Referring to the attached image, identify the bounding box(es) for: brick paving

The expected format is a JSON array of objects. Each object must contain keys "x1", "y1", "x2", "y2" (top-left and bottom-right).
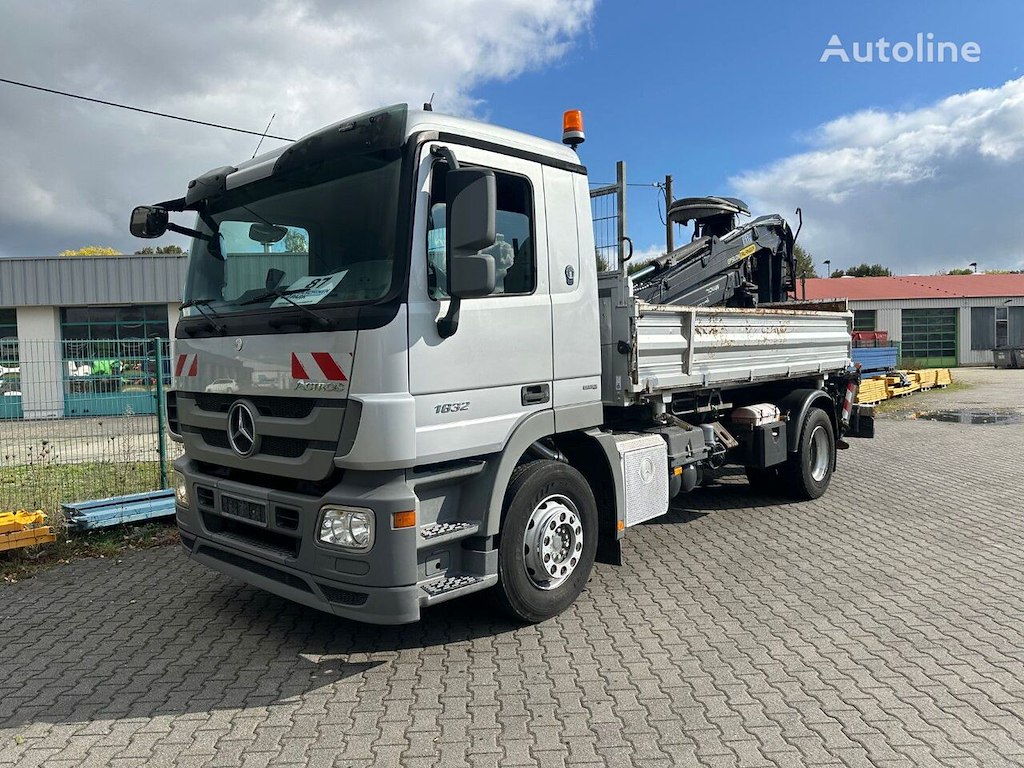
[{"x1": 2, "y1": 369, "x2": 1023, "y2": 767}]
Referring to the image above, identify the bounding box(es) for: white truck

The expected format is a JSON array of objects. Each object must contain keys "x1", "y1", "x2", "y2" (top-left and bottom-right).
[{"x1": 131, "y1": 104, "x2": 871, "y2": 624}]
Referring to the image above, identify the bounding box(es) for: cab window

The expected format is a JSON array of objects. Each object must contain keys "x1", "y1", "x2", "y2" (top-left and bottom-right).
[{"x1": 427, "y1": 163, "x2": 535, "y2": 299}]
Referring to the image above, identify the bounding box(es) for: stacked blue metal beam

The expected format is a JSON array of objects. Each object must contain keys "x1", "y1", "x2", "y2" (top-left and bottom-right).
[
  {"x1": 63, "y1": 489, "x2": 175, "y2": 530},
  {"x1": 853, "y1": 346, "x2": 898, "y2": 377}
]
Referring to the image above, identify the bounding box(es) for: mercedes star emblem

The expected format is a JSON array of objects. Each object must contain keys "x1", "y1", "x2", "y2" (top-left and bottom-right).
[{"x1": 227, "y1": 401, "x2": 258, "y2": 457}]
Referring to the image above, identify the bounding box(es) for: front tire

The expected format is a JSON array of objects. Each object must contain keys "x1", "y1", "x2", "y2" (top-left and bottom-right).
[{"x1": 496, "y1": 460, "x2": 599, "y2": 623}]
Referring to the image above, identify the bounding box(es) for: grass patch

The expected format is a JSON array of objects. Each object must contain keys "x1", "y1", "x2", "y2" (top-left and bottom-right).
[
  {"x1": 1, "y1": 459, "x2": 176, "y2": 582},
  {"x1": 1, "y1": 520, "x2": 178, "y2": 583},
  {"x1": 0, "y1": 460, "x2": 169, "y2": 520}
]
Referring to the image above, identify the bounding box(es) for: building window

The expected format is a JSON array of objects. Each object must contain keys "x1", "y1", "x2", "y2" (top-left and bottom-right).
[
  {"x1": 427, "y1": 164, "x2": 536, "y2": 299},
  {"x1": 901, "y1": 308, "x2": 957, "y2": 366},
  {"x1": 61, "y1": 305, "x2": 169, "y2": 352},
  {"x1": 853, "y1": 310, "x2": 876, "y2": 332},
  {"x1": 59, "y1": 305, "x2": 170, "y2": 417},
  {"x1": 995, "y1": 306, "x2": 1009, "y2": 348},
  {"x1": 0, "y1": 309, "x2": 18, "y2": 404}
]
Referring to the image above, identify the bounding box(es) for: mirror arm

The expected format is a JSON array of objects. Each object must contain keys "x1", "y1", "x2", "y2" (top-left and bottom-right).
[
  {"x1": 430, "y1": 145, "x2": 460, "y2": 170},
  {"x1": 437, "y1": 298, "x2": 461, "y2": 339},
  {"x1": 434, "y1": 144, "x2": 462, "y2": 337},
  {"x1": 165, "y1": 222, "x2": 206, "y2": 240}
]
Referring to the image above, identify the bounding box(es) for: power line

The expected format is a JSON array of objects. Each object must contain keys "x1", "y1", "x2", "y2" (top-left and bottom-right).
[
  {"x1": 589, "y1": 181, "x2": 662, "y2": 187},
  {"x1": 0, "y1": 76, "x2": 295, "y2": 142}
]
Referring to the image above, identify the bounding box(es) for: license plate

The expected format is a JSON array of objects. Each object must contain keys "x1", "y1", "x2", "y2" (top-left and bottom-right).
[{"x1": 221, "y1": 495, "x2": 267, "y2": 526}]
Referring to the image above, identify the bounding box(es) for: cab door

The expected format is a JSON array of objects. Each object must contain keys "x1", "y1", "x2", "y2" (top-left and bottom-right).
[{"x1": 407, "y1": 142, "x2": 553, "y2": 464}]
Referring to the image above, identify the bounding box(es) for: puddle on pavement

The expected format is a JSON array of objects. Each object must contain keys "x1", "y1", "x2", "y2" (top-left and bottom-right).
[{"x1": 909, "y1": 409, "x2": 1022, "y2": 425}]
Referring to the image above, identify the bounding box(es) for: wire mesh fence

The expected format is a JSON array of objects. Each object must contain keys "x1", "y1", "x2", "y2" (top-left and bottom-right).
[
  {"x1": 0, "y1": 338, "x2": 182, "y2": 520},
  {"x1": 590, "y1": 160, "x2": 627, "y2": 273},
  {"x1": 590, "y1": 186, "x2": 620, "y2": 272}
]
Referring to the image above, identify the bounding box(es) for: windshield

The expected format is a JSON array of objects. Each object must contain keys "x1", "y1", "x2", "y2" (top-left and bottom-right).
[{"x1": 182, "y1": 153, "x2": 402, "y2": 320}]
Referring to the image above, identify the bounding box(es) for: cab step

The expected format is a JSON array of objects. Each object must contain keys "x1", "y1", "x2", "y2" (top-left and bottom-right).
[
  {"x1": 420, "y1": 573, "x2": 497, "y2": 604},
  {"x1": 419, "y1": 521, "x2": 479, "y2": 545}
]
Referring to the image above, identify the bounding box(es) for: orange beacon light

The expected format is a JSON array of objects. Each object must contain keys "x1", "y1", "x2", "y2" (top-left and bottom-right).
[{"x1": 562, "y1": 109, "x2": 585, "y2": 149}]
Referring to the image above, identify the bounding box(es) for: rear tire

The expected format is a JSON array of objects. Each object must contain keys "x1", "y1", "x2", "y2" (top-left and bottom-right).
[
  {"x1": 785, "y1": 408, "x2": 834, "y2": 500},
  {"x1": 496, "y1": 460, "x2": 598, "y2": 623}
]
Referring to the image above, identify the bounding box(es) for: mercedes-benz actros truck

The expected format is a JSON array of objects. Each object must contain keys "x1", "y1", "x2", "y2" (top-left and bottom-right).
[{"x1": 131, "y1": 104, "x2": 871, "y2": 624}]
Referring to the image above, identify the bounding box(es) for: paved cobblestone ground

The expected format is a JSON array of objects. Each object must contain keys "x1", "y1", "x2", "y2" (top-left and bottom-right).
[{"x1": 2, "y1": 369, "x2": 1023, "y2": 767}]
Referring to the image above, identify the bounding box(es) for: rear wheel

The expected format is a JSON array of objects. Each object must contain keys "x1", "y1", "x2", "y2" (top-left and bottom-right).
[
  {"x1": 785, "y1": 408, "x2": 834, "y2": 500},
  {"x1": 496, "y1": 460, "x2": 598, "y2": 623}
]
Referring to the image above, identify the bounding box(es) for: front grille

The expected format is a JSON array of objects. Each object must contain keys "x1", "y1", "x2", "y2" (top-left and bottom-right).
[
  {"x1": 177, "y1": 392, "x2": 349, "y2": 481},
  {"x1": 198, "y1": 546, "x2": 312, "y2": 593},
  {"x1": 195, "y1": 428, "x2": 332, "y2": 459},
  {"x1": 318, "y1": 583, "x2": 368, "y2": 606},
  {"x1": 261, "y1": 436, "x2": 312, "y2": 458},
  {"x1": 192, "y1": 393, "x2": 322, "y2": 418},
  {"x1": 198, "y1": 429, "x2": 230, "y2": 450},
  {"x1": 202, "y1": 512, "x2": 301, "y2": 558}
]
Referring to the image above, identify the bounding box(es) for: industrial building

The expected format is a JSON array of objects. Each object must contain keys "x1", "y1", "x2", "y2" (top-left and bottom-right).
[
  {"x1": 0, "y1": 254, "x2": 186, "y2": 420},
  {"x1": 804, "y1": 274, "x2": 1024, "y2": 368},
  {"x1": 3, "y1": 258, "x2": 1022, "y2": 421}
]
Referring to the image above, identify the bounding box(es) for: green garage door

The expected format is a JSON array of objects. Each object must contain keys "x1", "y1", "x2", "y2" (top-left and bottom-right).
[{"x1": 901, "y1": 308, "x2": 957, "y2": 368}]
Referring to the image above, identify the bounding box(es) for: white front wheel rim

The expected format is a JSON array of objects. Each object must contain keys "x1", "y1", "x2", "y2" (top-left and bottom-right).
[{"x1": 522, "y1": 494, "x2": 583, "y2": 590}]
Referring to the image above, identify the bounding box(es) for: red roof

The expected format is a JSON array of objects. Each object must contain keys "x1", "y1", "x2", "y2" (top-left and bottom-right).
[{"x1": 802, "y1": 274, "x2": 1024, "y2": 301}]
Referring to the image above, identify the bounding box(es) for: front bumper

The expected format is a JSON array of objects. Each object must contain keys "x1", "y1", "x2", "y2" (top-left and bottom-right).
[{"x1": 174, "y1": 457, "x2": 424, "y2": 624}]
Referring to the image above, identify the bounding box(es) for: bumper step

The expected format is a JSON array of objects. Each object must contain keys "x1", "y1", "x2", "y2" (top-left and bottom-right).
[{"x1": 420, "y1": 572, "x2": 497, "y2": 604}]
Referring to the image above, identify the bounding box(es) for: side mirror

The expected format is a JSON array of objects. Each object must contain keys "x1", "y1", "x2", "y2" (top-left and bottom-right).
[
  {"x1": 130, "y1": 206, "x2": 168, "y2": 239},
  {"x1": 446, "y1": 168, "x2": 496, "y2": 298}
]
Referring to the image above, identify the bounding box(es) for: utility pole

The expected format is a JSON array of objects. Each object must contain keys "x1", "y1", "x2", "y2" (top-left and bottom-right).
[{"x1": 664, "y1": 174, "x2": 674, "y2": 253}]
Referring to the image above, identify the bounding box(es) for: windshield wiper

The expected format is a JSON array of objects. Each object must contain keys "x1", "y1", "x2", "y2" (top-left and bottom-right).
[
  {"x1": 180, "y1": 299, "x2": 226, "y2": 334},
  {"x1": 240, "y1": 289, "x2": 332, "y2": 328}
]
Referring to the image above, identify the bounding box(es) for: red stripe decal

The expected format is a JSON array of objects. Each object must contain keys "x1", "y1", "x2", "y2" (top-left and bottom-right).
[
  {"x1": 187, "y1": 356, "x2": 198, "y2": 377},
  {"x1": 291, "y1": 353, "x2": 310, "y2": 380},
  {"x1": 175, "y1": 354, "x2": 186, "y2": 376},
  {"x1": 311, "y1": 352, "x2": 347, "y2": 381}
]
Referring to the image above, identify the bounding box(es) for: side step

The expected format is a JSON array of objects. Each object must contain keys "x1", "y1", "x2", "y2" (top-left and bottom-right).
[
  {"x1": 420, "y1": 573, "x2": 497, "y2": 605},
  {"x1": 419, "y1": 521, "x2": 479, "y2": 546}
]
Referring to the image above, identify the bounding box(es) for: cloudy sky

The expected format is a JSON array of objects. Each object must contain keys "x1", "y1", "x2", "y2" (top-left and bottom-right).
[{"x1": 0, "y1": 0, "x2": 1021, "y2": 274}]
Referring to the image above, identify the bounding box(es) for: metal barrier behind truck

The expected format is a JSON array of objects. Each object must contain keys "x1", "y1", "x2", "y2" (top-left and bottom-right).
[{"x1": 0, "y1": 338, "x2": 181, "y2": 518}]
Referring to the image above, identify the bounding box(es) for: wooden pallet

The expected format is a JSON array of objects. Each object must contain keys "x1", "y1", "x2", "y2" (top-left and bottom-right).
[{"x1": 0, "y1": 511, "x2": 56, "y2": 552}]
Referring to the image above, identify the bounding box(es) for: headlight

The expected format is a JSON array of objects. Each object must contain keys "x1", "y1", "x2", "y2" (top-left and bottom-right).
[
  {"x1": 318, "y1": 506, "x2": 375, "y2": 551},
  {"x1": 174, "y1": 471, "x2": 189, "y2": 507}
]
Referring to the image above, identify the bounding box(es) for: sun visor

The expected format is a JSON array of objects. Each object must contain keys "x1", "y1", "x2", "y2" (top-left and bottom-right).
[
  {"x1": 184, "y1": 165, "x2": 237, "y2": 207},
  {"x1": 273, "y1": 104, "x2": 408, "y2": 176}
]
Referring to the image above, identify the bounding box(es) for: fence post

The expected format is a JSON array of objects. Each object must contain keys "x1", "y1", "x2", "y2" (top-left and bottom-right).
[
  {"x1": 153, "y1": 338, "x2": 169, "y2": 489},
  {"x1": 616, "y1": 160, "x2": 627, "y2": 271}
]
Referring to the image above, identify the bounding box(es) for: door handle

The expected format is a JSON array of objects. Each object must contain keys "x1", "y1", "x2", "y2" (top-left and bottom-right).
[{"x1": 521, "y1": 383, "x2": 550, "y2": 406}]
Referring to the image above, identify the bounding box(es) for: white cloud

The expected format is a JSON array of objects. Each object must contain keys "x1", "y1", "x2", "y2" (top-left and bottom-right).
[
  {"x1": 0, "y1": 0, "x2": 594, "y2": 256},
  {"x1": 731, "y1": 77, "x2": 1024, "y2": 273}
]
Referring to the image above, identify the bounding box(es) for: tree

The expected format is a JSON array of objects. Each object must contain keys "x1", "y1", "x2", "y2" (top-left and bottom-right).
[
  {"x1": 793, "y1": 244, "x2": 818, "y2": 278},
  {"x1": 284, "y1": 231, "x2": 308, "y2": 253},
  {"x1": 59, "y1": 246, "x2": 121, "y2": 257},
  {"x1": 134, "y1": 245, "x2": 185, "y2": 255},
  {"x1": 831, "y1": 263, "x2": 892, "y2": 278}
]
